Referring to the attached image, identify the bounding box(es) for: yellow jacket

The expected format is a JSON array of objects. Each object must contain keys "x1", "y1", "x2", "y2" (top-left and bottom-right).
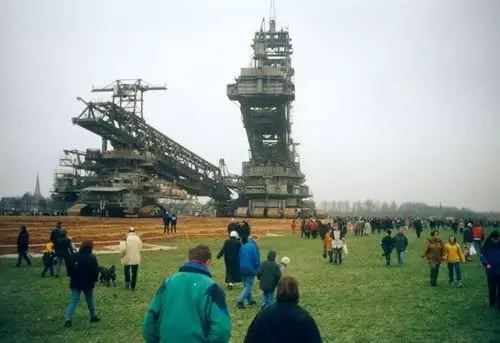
[
  {"x1": 42, "y1": 242, "x2": 54, "y2": 254},
  {"x1": 443, "y1": 243, "x2": 465, "y2": 263}
]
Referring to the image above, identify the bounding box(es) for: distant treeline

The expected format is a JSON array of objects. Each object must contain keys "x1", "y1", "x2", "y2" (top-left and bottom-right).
[{"x1": 318, "y1": 200, "x2": 500, "y2": 219}]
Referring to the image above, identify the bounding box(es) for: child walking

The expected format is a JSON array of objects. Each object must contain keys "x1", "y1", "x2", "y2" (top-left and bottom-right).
[
  {"x1": 256, "y1": 250, "x2": 281, "y2": 309},
  {"x1": 381, "y1": 230, "x2": 395, "y2": 265},
  {"x1": 443, "y1": 235, "x2": 465, "y2": 287},
  {"x1": 41, "y1": 242, "x2": 55, "y2": 277}
]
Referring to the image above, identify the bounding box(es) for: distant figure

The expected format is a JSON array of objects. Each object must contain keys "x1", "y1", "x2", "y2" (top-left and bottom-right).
[
  {"x1": 421, "y1": 230, "x2": 444, "y2": 287},
  {"x1": 394, "y1": 228, "x2": 409, "y2": 266},
  {"x1": 280, "y1": 256, "x2": 291, "y2": 275},
  {"x1": 170, "y1": 214, "x2": 178, "y2": 233},
  {"x1": 217, "y1": 231, "x2": 242, "y2": 290},
  {"x1": 16, "y1": 225, "x2": 31, "y2": 267},
  {"x1": 381, "y1": 230, "x2": 395, "y2": 266},
  {"x1": 443, "y1": 235, "x2": 465, "y2": 288},
  {"x1": 41, "y1": 242, "x2": 55, "y2": 277},
  {"x1": 163, "y1": 212, "x2": 170, "y2": 234},
  {"x1": 55, "y1": 229, "x2": 74, "y2": 277},
  {"x1": 64, "y1": 240, "x2": 100, "y2": 328},
  {"x1": 120, "y1": 227, "x2": 142, "y2": 291},
  {"x1": 142, "y1": 244, "x2": 232, "y2": 343},
  {"x1": 50, "y1": 222, "x2": 63, "y2": 245},
  {"x1": 244, "y1": 276, "x2": 322, "y2": 343}
]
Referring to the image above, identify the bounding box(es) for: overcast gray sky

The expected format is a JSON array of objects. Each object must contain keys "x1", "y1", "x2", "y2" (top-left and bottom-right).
[{"x1": 1, "y1": 0, "x2": 499, "y2": 211}]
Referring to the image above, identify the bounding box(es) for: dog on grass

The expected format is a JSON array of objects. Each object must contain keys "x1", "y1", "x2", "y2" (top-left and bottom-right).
[{"x1": 99, "y1": 265, "x2": 116, "y2": 287}]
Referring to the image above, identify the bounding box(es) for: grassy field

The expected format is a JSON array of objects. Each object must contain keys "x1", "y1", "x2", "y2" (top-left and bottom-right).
[{"x1": 0, "y1": 230, "x2": 499, "y2": 343}]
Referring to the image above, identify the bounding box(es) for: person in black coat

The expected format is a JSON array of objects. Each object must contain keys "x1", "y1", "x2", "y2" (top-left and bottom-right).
[
  {"x1": 217, "y1": 231, "x2": 242, "y2": 290},
  {"x1": 16, "y1": 225, "x2": 31, "y2": 267},
  {"x1": 55, "y1": 229, "x2": 74, "y2": 277},
  {"x1": 244, "y1": 276, "x2": 322, "y2": 343},
  {"x1": 64, "y1": 240, "x2": 100, "y2": 328}
]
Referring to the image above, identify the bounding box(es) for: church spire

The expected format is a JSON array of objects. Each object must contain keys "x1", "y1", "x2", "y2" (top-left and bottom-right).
[{"x1": 34, "y1": 172, "x2": 42, "y2": 198}]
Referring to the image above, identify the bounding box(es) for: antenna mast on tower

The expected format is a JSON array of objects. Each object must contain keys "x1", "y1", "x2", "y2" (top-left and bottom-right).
[{"x1": 269, "y1": 0, "x2": 277, "y2": 32}]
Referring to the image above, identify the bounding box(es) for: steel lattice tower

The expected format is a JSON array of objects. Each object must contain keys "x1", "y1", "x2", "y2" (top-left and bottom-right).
[{"x1": 227, "y1": 14, "x2": 310, "y2": 217}]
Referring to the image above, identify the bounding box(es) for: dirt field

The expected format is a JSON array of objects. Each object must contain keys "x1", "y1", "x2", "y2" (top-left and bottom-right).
[{"x1": 0, "y1": 216, "x2": 293, "y2": 254}]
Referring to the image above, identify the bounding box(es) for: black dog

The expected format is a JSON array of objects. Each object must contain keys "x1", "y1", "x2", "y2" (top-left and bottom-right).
[{"x1": 99, "y1": 265, "x2": 116, "y2": 287}]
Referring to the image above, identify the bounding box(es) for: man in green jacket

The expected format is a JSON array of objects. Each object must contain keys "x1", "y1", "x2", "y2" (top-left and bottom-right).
[{"x1": 142, "y1": 244, "x2": 232, "y2": 343}]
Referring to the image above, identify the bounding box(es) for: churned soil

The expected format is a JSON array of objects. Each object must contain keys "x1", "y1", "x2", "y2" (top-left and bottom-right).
[{"x1": 0, "y1": 216, "x2": 292, "y2": 254}]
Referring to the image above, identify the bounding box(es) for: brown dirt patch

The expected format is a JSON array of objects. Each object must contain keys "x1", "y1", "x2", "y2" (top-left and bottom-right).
[{"x1": 0, "y1": 216, "x2": 292, "y2": 254}]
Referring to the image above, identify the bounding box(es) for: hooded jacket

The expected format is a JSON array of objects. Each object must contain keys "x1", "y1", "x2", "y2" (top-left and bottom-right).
[
  {"x1": 257, "y1": 251, "x2": 282, "y2": 293},
  {"x1": 142, "y1": 261, "x2": 232, "y2": 343}
]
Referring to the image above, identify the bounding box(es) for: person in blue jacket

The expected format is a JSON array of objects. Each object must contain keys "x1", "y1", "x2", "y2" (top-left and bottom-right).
[
  {"x1": 237, "y1": 235, "x2": 260, "y2": 309},
  {"x1": 480, "y1": 230, "x2": 500, "y2": 310}
]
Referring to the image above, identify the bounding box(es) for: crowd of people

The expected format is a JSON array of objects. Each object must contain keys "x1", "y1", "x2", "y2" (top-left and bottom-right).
[{"x1": 12, "y1": 215, "x2": 500, "y2": 342}]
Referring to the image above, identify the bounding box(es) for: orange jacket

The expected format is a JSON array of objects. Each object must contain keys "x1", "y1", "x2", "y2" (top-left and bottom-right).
[{"x1": 323, "y1": 231, "x2": 332, "y2": 252}]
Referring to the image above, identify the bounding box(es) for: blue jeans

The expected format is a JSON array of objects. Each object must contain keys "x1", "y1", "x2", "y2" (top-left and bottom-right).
[
  {"x1": 238, "y1": 276, "x2": 254, "y2": 305},
  {"x1": 447, "y1": 263, "x2": 462, "y2": 282},
  {"x1": 397, "y1": 251, "x2": 405, "y2": 265},
  {"x1": 261, "y1": 291, "x2": 274, "y2": 308},
  {"x1": 66, "y1": 289, "x2": 96, "y2": 320}
]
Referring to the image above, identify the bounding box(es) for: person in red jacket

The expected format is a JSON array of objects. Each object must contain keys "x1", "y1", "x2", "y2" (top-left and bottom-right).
[{"x1": 472, "y1": 222, "x2": 485, "y2": 254}]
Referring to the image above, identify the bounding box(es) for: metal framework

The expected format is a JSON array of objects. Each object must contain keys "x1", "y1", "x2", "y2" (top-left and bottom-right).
[{"x1": 227, "y1": 13, "x2": 310, "y2": 217}]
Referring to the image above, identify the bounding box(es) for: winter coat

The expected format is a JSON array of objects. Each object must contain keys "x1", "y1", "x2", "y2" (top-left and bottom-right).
[
  {"x1": 17, "y1": 230, "x2": 29, "y2": 253},
  {"x1": 443, "y1": 243, "x2": 465, "y2": 263},
  {"x1": 257, "y1": 251, "x2": 281, "y2": 293},
  {"x1": 55, "y1": 236, "x2": 73, "y2": 257},
  {"x1": 42, "y1": 242, "x2": 55, "y2": 266},
  {"x1": 421, "y1": 237, "x2": 444, "y2": 266},
  {"x1": 381, "y1": 236, "x2": 395, "y2": 253},
  {"x1": 463, "y1": 229, "x2": 473, "y2": 243},
  {"x1": 240, "y1": 240, "x2": 260, "y2": 276},
  {"x1": 244, "y1": 302, "x2": 322, "y2": 343},
  {"x1": 121, "y1": 232, "x2": 142, "y2": 265},
  {"x1": 69, "y1": 251, "x2": 100, "y2": 291},
  {"x1": 394, "y1": 233, "x2": 408, "y2": 252},
  {"x1": 217, "y1": 238, "x2": 242, "y2": 283},
  {"x1": 142, "y1": 261, "x2": 232, "y2": 343},
  {"x1": 323, "y1": 231, "x2": 333, "y2": 252},
  {"x1": 472, "y1": 226, "x2": 484, "y2": 240},
  {"x1": 480, "y1": 243, "x2": 500, "y2": 275},
  {"x1": 50, "y1": 227, "x2": 63, "y2": 245},
  {"x1": 331, "y1": 229, "x2": 344, "y2": 249},
  {"x1": 364, "y1": 222, "x2": 372, "y2": 234}
]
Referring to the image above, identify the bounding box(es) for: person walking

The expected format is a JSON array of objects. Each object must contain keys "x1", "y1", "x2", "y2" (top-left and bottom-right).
[
  {"x1": 421, "y1": 230, "x2": 445, "y2": 287},
  {"x1": 331, "y1": 225, "x2": 345, "y2": 265},
  {"x1": 64, "y1": 240, "x2": 100, "y2": 328},
  {"x1": 463, "y1": 223, "x2": 474, "y2": 262},
  {"x1": 472, "y1": 222, "x2": 485, "y2": 254},
  {"x1": 217, "y1": 231, "x2": 242, "y2": 290},
  {"x1": 443, "y1": 235, "x2": 465, "y2": 288},
  {"x1": 142, "y1": 244, "x2": 231, "y2": 343},
  {"x1": 170, "y1": 214, "x2": 178, "y2": 233},
  {"x1": 41, "y1": 242, "x2": 55, "y2": 277},
  {"x1": 120, "y1": 227, "x2": 142, "y2": 291},
  {"x1": 16, "y1": 225, "x2": 31, "y2": 267},
  {"x1": 244, "y1": 276, "x2": 322, "y2": 343},
  {"x1": 414, "y1": 218, "x2": 423, "y2": 239},
  {"x1": 256, "y1": 250, "x2": 281, "y2": 309},
  {"x1": 394, "y1": 228, "x2": 409, "y2": 266},
  {"x1": 55, "y1": 229, "x2": 74, "y2": 277},
  {"x1": 480, "y1": 231, "x2": 500, "y2": 310},
  {"x1": 381, "y1": 230, "x2": 395, "y2": 265},
  {"x1": 237, "y1": 235, "x2": 260, "y2": 309},
  {"x1": 162, "y1": 212, "x2": 170, "y2": 234}
]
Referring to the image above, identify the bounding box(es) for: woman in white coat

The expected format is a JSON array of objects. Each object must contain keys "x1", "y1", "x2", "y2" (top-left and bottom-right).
[
  {"x1": 331, "y1": 225, "x2": 345, "y2": 265},
  {"x1": 120, "y1": 227, "x2": 142, "y2": 290}
]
